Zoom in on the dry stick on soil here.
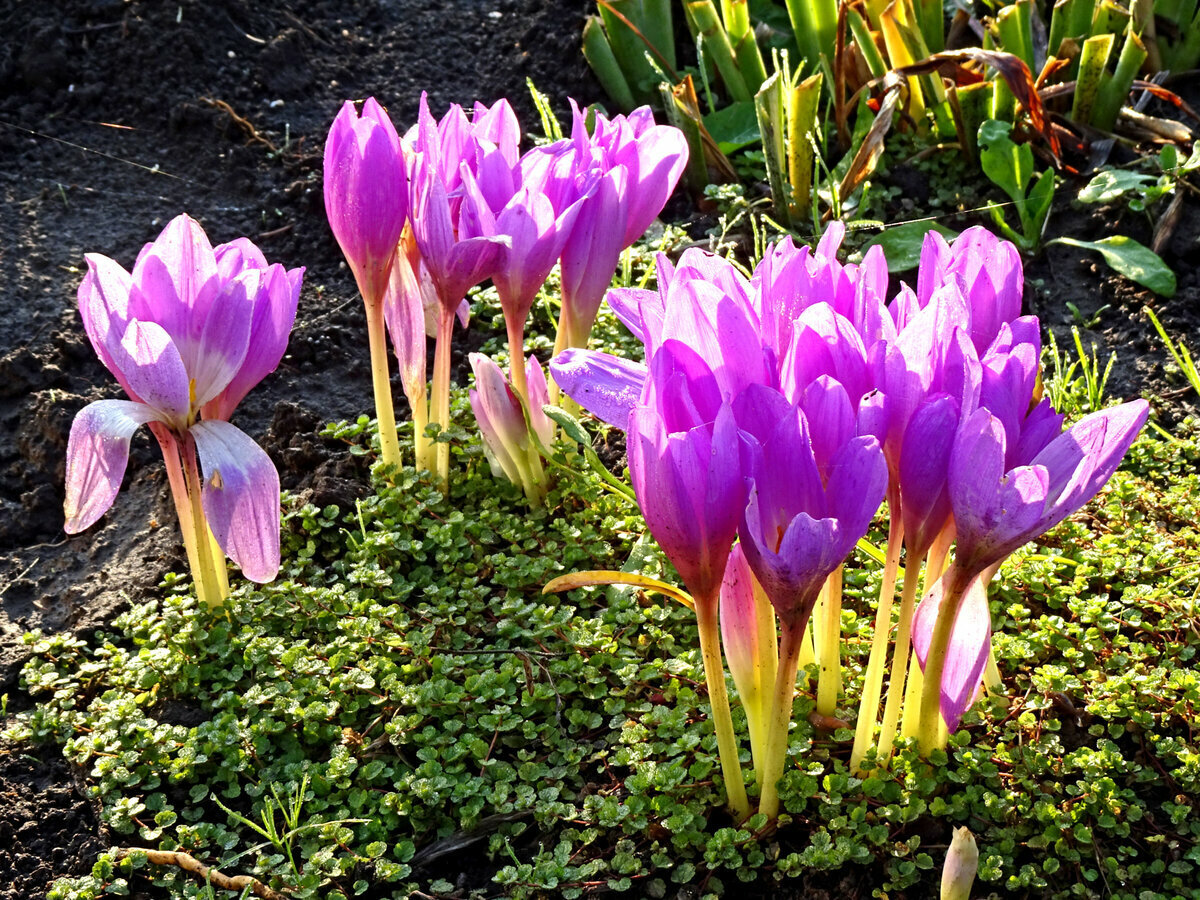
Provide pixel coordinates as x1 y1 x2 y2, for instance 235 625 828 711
200 97 280 154
113 848 288 900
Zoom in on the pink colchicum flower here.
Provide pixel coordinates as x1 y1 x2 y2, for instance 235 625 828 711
405 94 515 486
912 398 1149 737
468 353 554 499
323 97 409 471
323 98 407 307
65 214 301 595
554 101 689 352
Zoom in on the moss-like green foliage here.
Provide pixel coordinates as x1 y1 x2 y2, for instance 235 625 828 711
12 269 1200 898
14 413 1200 900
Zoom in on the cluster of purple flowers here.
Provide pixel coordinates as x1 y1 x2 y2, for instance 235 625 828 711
60 91 1149 827
552 224 1147 818
324 95 688 494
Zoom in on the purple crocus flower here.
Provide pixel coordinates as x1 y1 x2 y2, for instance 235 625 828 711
555 101 689 351
738 394 888 629
912 398 1149 734
406 94 512 317
406 94 517 485
323 97 407 307
65 214 301 585
468 352 553 493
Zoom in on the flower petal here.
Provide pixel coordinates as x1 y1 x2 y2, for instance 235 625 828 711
191 420 281 583
550 348 648 430
129 213 220 354
78 253 135 392
911 568 992 732
112 320 192 425
64 399 162 533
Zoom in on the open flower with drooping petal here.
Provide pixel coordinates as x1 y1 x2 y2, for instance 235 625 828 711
65 213 301 600
911 398 1149 737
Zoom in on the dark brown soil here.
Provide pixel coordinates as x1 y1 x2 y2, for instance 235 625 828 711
0 0 1197 897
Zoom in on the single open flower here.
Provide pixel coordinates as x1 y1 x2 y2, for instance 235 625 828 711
912 399 1149 736
64 214 300 599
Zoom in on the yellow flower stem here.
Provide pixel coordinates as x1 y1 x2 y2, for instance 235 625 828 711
180 435 225 611
876 548 929 760
815 566 844 717
156 428 214 609
850 512 904 773
917 562 973 755
978 561 1005 694
746 575 778 783
797 618 816 672
207 527 230 600
364 297 402 473
430 303 456 490
898 523 956 736
410 379 432 474
758 617 808 821
695 592 751 821
899 648 924 740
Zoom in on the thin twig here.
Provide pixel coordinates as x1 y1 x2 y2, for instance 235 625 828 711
113 848 288 900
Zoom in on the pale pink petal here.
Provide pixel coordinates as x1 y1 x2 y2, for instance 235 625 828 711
112 320 191 425
64 399 163 533
912 568 992 732
191 420 281 583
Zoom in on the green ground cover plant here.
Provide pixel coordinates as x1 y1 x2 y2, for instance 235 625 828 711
9 269 1200 896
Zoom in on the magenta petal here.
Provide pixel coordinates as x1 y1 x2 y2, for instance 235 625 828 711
620 124 689 245
912 569 992 732
549 349 647 429
628 404 743 601
560 170 628 336
129 214 220 348
605 287 656 342
188 270 255 407
112 320 191 425
78 254 135 391
214 237 268 280
191 420 280 583
1038 400 1149 516
824 435 888 547
64 399 163 533
899 395 960 556
208 264 303 420
492 191 567 323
